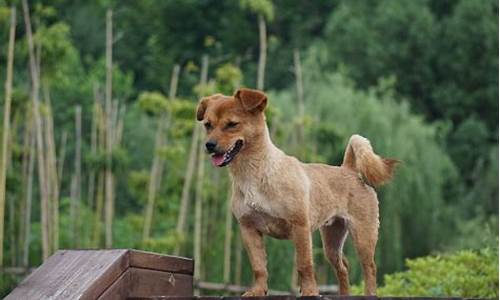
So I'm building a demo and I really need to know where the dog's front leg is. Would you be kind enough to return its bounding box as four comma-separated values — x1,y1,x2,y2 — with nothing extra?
292,223,319,296
239,223,268,296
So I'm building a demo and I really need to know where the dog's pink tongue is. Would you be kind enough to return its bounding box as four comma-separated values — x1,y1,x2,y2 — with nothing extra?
211,154,225,167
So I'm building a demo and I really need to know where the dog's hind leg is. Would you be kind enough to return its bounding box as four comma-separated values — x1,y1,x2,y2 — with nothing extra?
349,218,378,295
320,217,350,295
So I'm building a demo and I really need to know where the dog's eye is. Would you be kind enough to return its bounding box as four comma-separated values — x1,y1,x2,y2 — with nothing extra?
226,121,239,129
204,122,212,130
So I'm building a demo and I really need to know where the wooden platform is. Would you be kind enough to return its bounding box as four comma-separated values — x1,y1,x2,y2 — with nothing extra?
5,249,471,300
128,297,464,300
5,249,194,300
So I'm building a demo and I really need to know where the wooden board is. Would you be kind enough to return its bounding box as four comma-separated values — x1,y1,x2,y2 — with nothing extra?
5,249,194,300
128,268,193,298
129,250,193,275
128,297,470,300
6,249,129,300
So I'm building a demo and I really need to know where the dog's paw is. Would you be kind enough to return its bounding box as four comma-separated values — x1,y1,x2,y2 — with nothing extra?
300,286,320,296
242,286,267,297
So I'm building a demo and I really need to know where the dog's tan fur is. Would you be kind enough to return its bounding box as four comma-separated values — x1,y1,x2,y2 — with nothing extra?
197,88,398,296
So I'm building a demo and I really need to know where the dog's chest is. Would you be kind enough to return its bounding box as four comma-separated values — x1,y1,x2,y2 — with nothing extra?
231,177,294,239
233,179,291,239
235,180,274,216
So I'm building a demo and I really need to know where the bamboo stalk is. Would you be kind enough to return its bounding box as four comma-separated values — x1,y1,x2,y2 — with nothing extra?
23,112,35,267
174,125,200,255
235,231,242,285
222,190,233,283
23,0,51,260
168,65,180,100
87,85,100,209
257,14,267,90
114,105,126,146
0,6,16,266
293,48,305,147
92,101,106,247
19,109,31,265
142,65,180,241
193,55,209,286
174,56,209,255
104,9,114,248
57,131,67,194
73,106,82,247
7,115,19,266
142,119,164,241
42,85,60,252
193,128,204,293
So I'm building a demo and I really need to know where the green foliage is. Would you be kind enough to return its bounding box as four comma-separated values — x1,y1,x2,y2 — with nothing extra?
137,91,169,116
215,63,243,95
240,0,274,21
377,247,498,298
194,63,243,97
127,170,149,203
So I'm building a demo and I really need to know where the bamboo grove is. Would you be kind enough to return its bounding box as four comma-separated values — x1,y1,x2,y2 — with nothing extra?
0,0,498,297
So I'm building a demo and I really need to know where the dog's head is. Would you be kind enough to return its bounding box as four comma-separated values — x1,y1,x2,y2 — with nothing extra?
196,88,268,167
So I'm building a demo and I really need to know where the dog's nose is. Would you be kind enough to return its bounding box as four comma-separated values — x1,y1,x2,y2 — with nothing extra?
205,140,217,152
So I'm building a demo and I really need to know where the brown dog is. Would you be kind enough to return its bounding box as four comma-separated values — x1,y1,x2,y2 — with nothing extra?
196,88,398,296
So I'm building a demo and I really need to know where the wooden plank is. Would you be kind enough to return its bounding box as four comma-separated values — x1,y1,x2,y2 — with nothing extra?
81,250,130,300
129,249,194,275
98,268,131,300
128,267,193,298
319,297,377,300
5,249,128,300
224,296,295,300
127,297,466,300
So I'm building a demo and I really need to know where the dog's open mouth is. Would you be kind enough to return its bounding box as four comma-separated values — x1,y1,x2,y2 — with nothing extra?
211,140,243,167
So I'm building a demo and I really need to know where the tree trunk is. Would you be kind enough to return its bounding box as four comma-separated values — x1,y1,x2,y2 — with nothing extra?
0,6,16,266
257,14,267,90
104,9,114,248
23,0,51,260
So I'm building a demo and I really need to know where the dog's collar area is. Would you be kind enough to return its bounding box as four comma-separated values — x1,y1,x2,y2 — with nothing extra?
211,139,243,167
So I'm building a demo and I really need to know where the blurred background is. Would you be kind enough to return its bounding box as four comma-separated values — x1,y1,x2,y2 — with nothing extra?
0,0,498,297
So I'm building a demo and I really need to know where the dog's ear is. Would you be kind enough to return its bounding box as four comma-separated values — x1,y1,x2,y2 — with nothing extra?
234,88,267,112
196,97,210,121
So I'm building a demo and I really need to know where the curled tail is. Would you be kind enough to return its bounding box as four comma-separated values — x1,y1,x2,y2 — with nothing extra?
342,134,399,187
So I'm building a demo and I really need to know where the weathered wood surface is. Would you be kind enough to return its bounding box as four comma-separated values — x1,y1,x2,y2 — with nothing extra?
129,250,193,275
6,249,128,300
5,249,194,300
127,296,466,300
